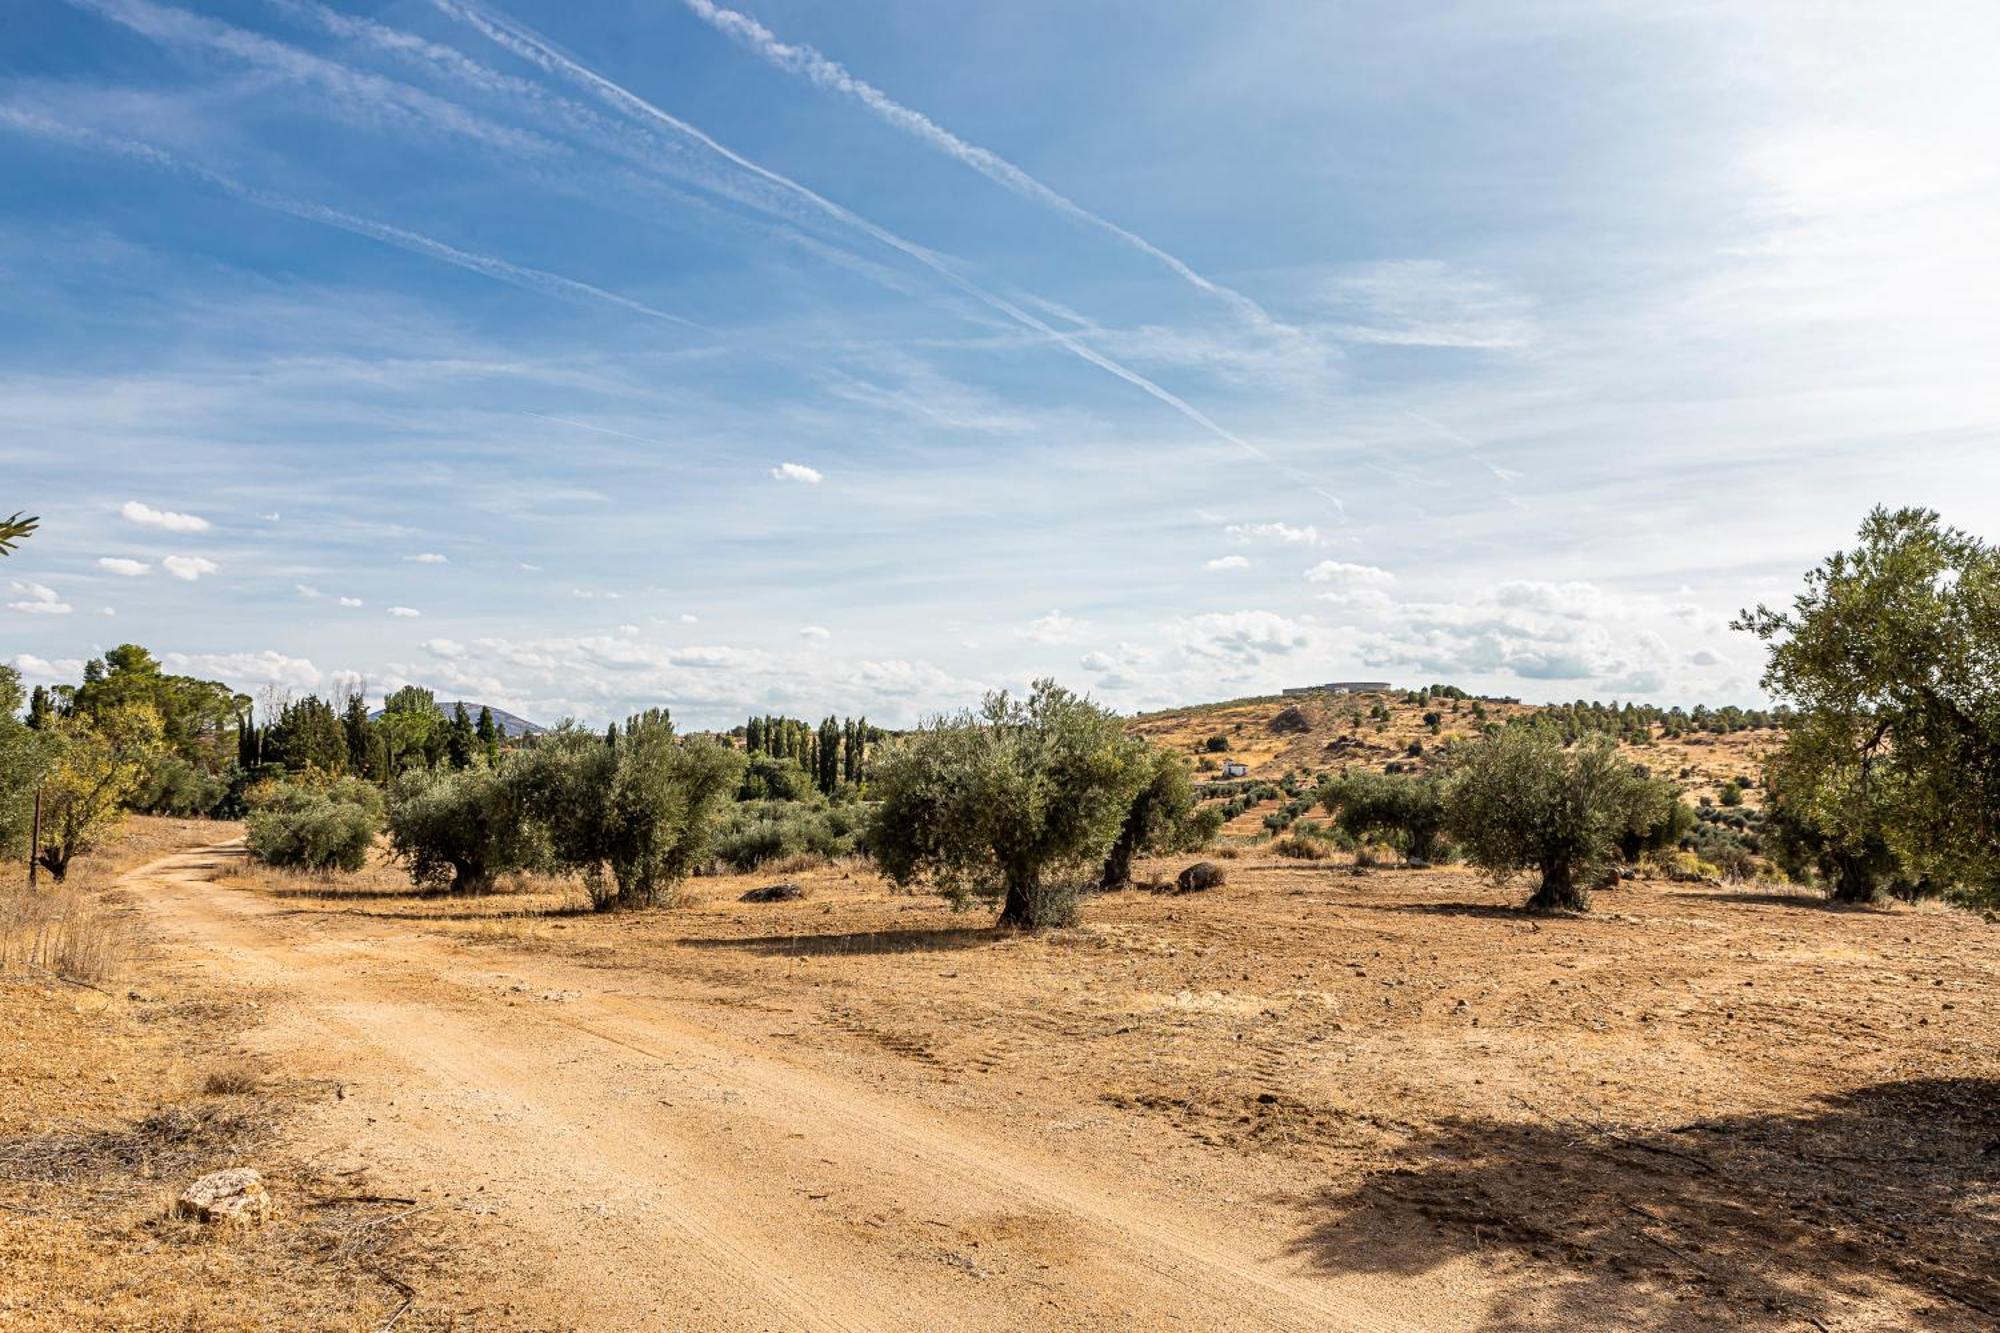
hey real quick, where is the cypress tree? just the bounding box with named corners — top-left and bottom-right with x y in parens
top-left (342, 692), bottom-right (373, 776)
top-left (476, 705), bottom-right (500, 766)
top-left (446, 703), bottom-right (476, 769)
top-left (26, 685), bottom-right (52, 730)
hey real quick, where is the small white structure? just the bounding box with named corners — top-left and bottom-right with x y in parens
top-left (1222, 760), bottom-right (1250, 778)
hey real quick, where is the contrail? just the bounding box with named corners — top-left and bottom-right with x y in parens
top-left (0, 108), bottom-right (696, 329)
top-left (66, 0), bottom-right (553, 156)
top-left (675, 0), bottom-right (1303, 346)
top-left (435, 0), bottom-right (1342, 511)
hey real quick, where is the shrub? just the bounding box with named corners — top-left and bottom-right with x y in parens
top-left (245, 780), bottom-right (382, 873)
top-left (1204, 734), bottom-right (1230, 753)
top-left (130, 756), bottom-right (233, 818)
top-left (1719, 783), bottom-right (1744, 807)
top-left (1272, 832), bottom-right (1333, 860)
top-left (1445, 726), bottom-right (1656, 912)
top-left (710, 800), bottom-right (864, 872)
top-left (386, 766), bottom-right (543, 893)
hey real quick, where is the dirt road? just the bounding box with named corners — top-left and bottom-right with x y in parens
top-left (132, 844), bottom-right (1439, 1332)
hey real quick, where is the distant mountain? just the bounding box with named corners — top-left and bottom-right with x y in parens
top-left (370, 700), bottom-right (546, 739)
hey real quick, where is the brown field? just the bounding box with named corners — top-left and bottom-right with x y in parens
top-left (7, 820), bottom-right (1992, 1330)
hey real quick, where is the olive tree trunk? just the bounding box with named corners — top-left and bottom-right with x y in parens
top-left (1525, 859), bottom-right (1588, 913)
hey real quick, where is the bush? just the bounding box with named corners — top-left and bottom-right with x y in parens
top-left (131, 757), bottom-right (232, 818)
top-left (1204, 734), bottom-right (1230, 753)
top-left (245, 779), bottom-right (382, 873)
top-left (710, 800), bottom-right (864, 872)
top-left (386, 766), bottom-right (542, 893)
top-left (1272, 832), bottom-right (1333, 860)
top-left (1445, 726), bottom-right (1656, 912)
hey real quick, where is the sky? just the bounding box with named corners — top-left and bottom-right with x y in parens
top-left (4, 0), bottom-right (1998, 729)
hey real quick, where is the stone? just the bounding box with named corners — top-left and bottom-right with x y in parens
top-left (176, 1168), bottom-right (271, 1226)
top-left (739, 883), bottom-right (804, 903)
top-left (1176, 861), bottom-right (1227, 894)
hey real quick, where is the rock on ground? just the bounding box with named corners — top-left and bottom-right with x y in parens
top-left (740, 883), bottom-right (805, 903)
top-left (176, 1167), bottom-right (271, 1225)
top-left (1176, 862), bottom-right (1227, 893)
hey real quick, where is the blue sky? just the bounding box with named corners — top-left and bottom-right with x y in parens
top-left (5, 0), bottom-right (1998, 727)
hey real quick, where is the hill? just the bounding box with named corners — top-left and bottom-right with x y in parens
top-left (370, 700), bottom-right (546, 739)
top-left (1128, 686), bottom-right (1777, 832)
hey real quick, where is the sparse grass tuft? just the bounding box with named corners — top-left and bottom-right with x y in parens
top-left (201, 1062), bottom-right (263, 1096)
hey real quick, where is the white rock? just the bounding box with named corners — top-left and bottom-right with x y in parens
top-left (176, 1167), bottom-right (272, 1225)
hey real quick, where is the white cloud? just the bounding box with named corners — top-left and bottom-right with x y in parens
top-left (615, 623), bottom-right (640, 635)
top-left (572, 588), bottom-right (621, 601)
top-left (770, 461), bottom-right (823, 485)
top-left (519, 562), bottom-right (543, 572)
top-left (7, 581), bottom-right (71, 615)
top-left (163, 650), bottom-right (320, 692)
top-left (99, 607), bottom-right (115, 616)
top-left (162, 555), bottom-right (219, 581)
top-left (261, 512), bottom-right (280, 522)
top-left (680, 613), bottom-right (699, 624)
top-left (120, 500), bottom-right (210, 532)
top-left (97, 557), bottom-right (151, 577)
top-left (1226, 521), bottom-right (1326, 546)
top-left (1204, 555), bottom-right (1251, 571)
top-left (799, 625), bottom-right (831, 640)
top-left (338, 596), bottom-right (364, 608)
top-left (1079, 650), bottom-right (1116, 672)
top-left (388, 606), bottom-right (420, 618)
top-left (1173, 610), bottom-right (1317, 664)
top-left (422, 637), bottom-right (465, 657)
top-left (1304, 560), bottom-right (1395, 586)
top-left (1688, 648), bottom-right (1726, 667)
top-left (405, 552), bottom-right (449, 564)
top-left (12, 653), bottom-right (85, 680)
top-left (1024, 610), bottom-right (1089, 643)
top-left (295, 584), bottom-right (322, 599)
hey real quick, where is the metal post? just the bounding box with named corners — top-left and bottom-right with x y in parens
top-left (28, 783), bottom-right (41, 888)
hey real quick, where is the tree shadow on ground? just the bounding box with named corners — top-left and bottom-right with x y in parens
top-left (339, 904), bottom-right (598, 922)
top-left (677, 926), bottom-right (1003, 958)
top-left (1342, 901), bottom-right (1546, 922)
top-left (1283, 1078), bottom-right (1999, 1331)
top-left (1663, 889), bottom-right (1889, 912)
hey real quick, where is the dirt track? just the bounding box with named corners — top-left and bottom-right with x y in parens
top-left (128, 844), bottom-right (1997, 1331)
top-left (133, 844), bottom-right (1444, 1331)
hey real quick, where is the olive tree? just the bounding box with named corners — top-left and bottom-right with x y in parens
top-left (1445, 726), bottom-right (1654, 912)
top-left (386, 765), bottom-right (542, 893)
top-left (512, 715), bottom-right (743, 910)
top-left (1320, 770), bottom-right (1448, 863)
top-left (870, 680), bottom-right (1148, 927)
top-left (1736, 506), bottom-right (1998, 904)
top-left (1098, 748), bottom-right (1220, 891)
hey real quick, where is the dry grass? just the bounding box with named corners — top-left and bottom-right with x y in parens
top-left (0, 878), bottom-right (133, 983)
top-left (0, 816), bottom-right (477, 1331)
